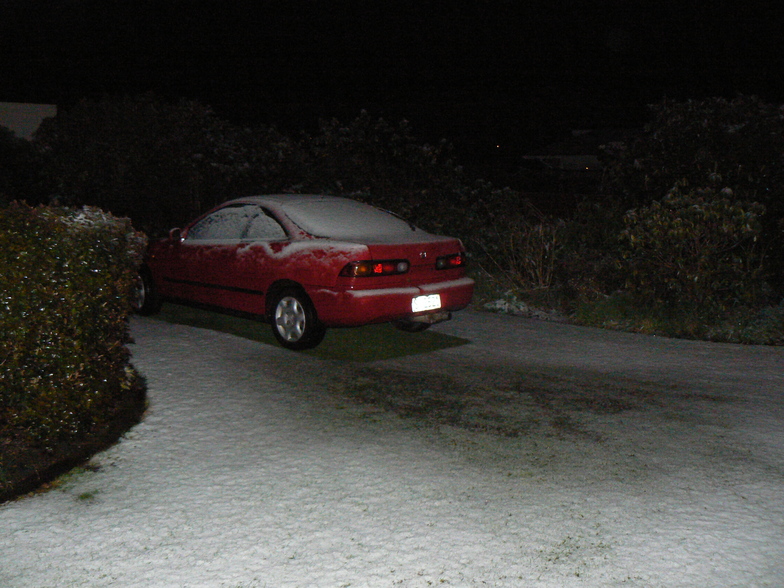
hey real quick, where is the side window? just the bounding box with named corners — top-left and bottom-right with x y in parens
top-left (243, 208), bottom-right (287, 241)
top-left (186, 204), bottom-right (258, 241)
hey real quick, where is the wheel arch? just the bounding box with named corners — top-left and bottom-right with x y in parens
top-left (266, 280), bottom-right (326, 350)
top-left (265, 279), bottom-right (308, 318)
top-left (135, 262), bottom-right (162, 315)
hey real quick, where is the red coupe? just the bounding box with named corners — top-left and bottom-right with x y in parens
top-left (136, 194), bottom-right (474, 349)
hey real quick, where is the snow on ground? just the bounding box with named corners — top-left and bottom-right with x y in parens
top-left (1, 311), bottom-right (783, 587)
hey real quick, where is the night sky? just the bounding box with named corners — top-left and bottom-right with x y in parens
top-left (1, 1), bottom-right (782, 161)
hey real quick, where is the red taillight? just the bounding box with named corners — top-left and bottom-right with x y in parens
top-left (435, 252), bottom-right (466, 269)
top-left (340, 259), bottom-right (410, 277)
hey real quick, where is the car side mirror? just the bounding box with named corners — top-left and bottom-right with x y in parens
top-left (169, 227), bottom-right (182, 241)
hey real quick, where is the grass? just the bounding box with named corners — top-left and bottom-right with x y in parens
top-left (153, 302), bottom-right (470, 361)
top-left (571, 292), bottom-right (784, 345)
top-left (328, 364), bottom-right (675, 439)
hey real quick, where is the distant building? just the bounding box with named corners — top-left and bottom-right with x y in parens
top-left (520, 153), bottom-right (601, 172)
top-left (0, 102), bottom-right (57, 140)
top-left (521, 128), bottom-right (638, 171)
top-left (512, 129), bottom-right (640, 216)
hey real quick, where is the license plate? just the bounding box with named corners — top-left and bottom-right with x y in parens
top-left (411, 294), bottom-right (441, 312)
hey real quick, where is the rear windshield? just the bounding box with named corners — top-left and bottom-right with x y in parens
top-left (281, 199), bottom-right (418, 240)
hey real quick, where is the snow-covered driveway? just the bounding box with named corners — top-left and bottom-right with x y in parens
top-left (1, 310), bottom-right (783, 587)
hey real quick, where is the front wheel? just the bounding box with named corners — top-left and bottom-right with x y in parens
top-left (269, 288), bottom-right (326, 350)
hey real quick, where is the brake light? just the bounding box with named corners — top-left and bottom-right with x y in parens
top-left (339, 259), bottom-right (410, 277)
top-left (435, 252), bottom-right (466, 269)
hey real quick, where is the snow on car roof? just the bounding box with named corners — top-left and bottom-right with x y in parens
top-left (232, 194), bottom-right (430, 241)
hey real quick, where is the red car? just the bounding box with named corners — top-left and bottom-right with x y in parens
top-left (136, 194), bottom-right (474, 349)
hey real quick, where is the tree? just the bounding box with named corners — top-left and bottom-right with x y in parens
top-left (296, 111), bottom-right (465, 226)
top-left (34, 94), bottom-right (300, 235)
top-left (0, 126), bottom-right (47, 206)
top-left (602, 95), bottom-right (784, 297)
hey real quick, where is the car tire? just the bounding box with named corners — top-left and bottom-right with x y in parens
top-left (135, 267), bottom-right (162, 316)
top-left (392, 319), bottom-right (431, 333)
top-left (270, 288), bottom-right (326, 350)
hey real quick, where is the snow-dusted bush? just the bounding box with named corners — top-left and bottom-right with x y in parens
top-left (0, 203), bottom-right (147, 447)
top-left (620, 185), bottom-right (766, 310)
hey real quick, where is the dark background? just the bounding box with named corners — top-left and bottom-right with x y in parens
top-left (2, 0), bottom-right (782, 166)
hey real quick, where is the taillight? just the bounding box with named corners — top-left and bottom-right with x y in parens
top-left (435, 252), bottom-right (466, 269)
top-left (339, 259), bottom-right (410, 277)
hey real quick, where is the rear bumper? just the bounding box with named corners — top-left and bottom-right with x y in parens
top-left (310, 277), bottom-right (475, 327)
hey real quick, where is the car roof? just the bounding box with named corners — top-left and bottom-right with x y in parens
top-left (226, 194), bottom-right (346, 207)
top-left (219, 194), bottom-right (444, 243)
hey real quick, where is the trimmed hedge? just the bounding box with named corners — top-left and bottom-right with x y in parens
top-left (0, 203), bottom-right (147, 449)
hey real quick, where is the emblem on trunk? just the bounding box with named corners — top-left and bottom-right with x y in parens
top-left (419, 251), bottom-right (428, 259)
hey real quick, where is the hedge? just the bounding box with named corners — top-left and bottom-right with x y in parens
top-left (1, 203), bottom-right (147, 448)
